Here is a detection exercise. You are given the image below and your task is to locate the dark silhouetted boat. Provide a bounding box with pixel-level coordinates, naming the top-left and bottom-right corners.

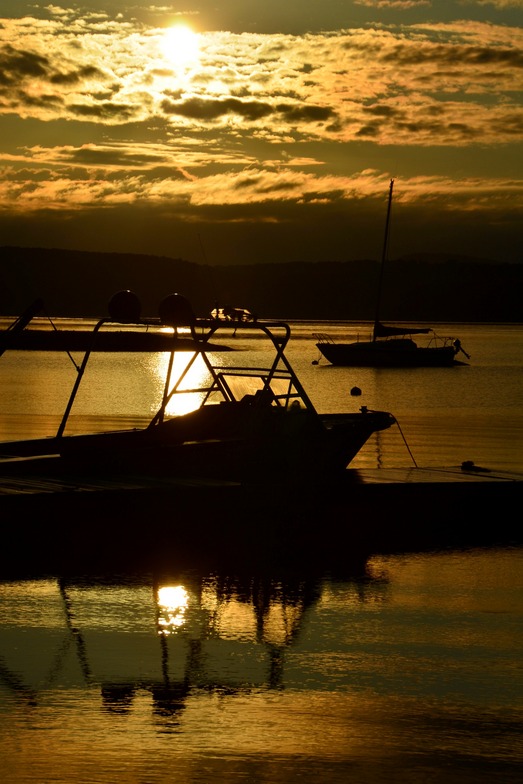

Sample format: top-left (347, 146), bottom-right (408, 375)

top-left (1, 293), bottom-right (521, 578)
top-left (0, 290), bottom-right (395, 482)
top-left (314, 180), bottom-right (470, 367)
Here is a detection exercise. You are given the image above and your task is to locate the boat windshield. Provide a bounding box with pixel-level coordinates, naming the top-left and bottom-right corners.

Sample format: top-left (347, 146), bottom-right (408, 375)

top-left (219, 374), bottom-right (302, 408)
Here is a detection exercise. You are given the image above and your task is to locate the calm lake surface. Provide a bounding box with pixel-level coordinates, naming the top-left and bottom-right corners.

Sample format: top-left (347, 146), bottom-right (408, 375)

top-left (1, 320), bottom-right (522, 782)
top-left (0, 320), bottom-right (522, 471)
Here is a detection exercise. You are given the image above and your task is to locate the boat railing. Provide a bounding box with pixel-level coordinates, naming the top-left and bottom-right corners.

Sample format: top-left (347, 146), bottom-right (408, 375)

top-left (312, 332), bottom-right (335, 345)
top-left (426, 332), bottom-right (455, 348)
top-left (146, 323), bottom-right (311, 428)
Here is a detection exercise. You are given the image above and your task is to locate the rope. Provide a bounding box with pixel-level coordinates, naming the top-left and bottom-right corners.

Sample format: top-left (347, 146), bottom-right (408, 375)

top-left (43, 309), bottom-right (81, 372)
top-left (393, 416), bottom-right (418, 467)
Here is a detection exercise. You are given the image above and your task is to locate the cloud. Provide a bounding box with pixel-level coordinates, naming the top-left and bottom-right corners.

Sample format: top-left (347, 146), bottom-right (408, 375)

top-left (0, 45), bottom-right (49, 83)
top-left (1, 143), bottom-right (521, 215)
top-left (0, 15), bottom-right (520, 145)
top-left (355, 1), bottom-right (431, 7)
top-left (160, 95), bottom-right (336, 125)
top-left (381, 41), bottom-right (523, 68)
top-left (470, 1), bottom-right (523, 8)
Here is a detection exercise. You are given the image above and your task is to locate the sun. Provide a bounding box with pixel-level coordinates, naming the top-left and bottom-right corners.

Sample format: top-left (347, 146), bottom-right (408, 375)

top-left (160, 24), bottom-right (200, 68)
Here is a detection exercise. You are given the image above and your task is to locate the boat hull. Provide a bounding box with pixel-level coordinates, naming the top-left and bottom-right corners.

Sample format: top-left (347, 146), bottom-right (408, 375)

top-left (316, 340), bottom-right (458, 368)
top-left (0, 406), bottom-right (395, 482)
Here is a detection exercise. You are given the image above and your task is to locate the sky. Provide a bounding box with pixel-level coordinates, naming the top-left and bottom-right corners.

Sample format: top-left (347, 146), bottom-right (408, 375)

top-left (0, 1), bottom-right (521, 266)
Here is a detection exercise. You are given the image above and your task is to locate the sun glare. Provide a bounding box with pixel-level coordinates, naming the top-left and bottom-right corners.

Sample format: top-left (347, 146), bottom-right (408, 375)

top-left (161, 24), bottom-right (200, 68)
top-left (157, 585), bottom-right (189, 632)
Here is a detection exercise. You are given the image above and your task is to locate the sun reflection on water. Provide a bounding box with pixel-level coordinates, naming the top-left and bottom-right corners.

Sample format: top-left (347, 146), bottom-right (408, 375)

top-left (157, 585), bottom-right (189, 633)
top-left (153, 351), bottom-right (212, 417)
top-left (154, 577), bottom-right (312, 650)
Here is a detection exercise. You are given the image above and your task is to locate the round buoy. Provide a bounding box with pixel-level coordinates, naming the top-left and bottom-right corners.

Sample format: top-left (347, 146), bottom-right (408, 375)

top-left (158, 293), bottom-right (196, 326)
top-left (350, 386), bottom-right (362, 396)
top-left (108, 290), bottom-right (141, 323)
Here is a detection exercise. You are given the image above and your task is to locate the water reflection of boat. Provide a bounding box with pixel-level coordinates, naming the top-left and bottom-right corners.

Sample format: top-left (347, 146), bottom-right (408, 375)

top-left (314, 180), bottom-right (470, 367)
top-left (0, 289), bottom-right (395, 480)
top-left (0, 571), bottom-right (380, 719)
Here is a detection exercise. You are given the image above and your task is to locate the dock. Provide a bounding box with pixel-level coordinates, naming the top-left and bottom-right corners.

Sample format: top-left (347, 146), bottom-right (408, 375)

top-left (1, 456), bottom-right (520, 577)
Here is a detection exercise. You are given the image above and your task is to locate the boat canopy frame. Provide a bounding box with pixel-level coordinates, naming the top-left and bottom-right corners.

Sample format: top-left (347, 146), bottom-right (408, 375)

top-left (56, 297), bottom-right (318, 440)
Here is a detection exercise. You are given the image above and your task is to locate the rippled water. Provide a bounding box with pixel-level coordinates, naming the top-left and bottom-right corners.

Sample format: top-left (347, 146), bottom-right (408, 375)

top-left (1, 548), bottom-right (522, 784)
top-left (1, 320), bottom-right (522, 782)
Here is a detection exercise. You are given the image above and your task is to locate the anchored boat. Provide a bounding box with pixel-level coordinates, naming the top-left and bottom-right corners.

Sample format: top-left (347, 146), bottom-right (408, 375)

top-left (314, 180), bottom-right (469, 368)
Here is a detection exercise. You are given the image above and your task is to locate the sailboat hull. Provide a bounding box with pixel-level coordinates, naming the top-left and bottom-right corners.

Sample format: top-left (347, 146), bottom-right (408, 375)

top-left (316, 339), bottom-right (458, 368)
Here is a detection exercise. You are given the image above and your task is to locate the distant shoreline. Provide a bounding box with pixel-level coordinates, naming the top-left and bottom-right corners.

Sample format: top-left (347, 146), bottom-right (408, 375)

top-left (0, 330), bottom-right (233, 353)
top-left (2, 246), bottom-right (521, 323)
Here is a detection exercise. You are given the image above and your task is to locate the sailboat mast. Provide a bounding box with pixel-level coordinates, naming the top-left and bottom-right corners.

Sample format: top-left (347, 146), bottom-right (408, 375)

top-left (372, 178), bottom-right (394, 341)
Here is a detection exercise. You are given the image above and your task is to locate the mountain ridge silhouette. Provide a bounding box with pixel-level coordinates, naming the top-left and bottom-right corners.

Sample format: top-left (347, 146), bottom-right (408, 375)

top-left (1, 245), bottom-right (520, 322)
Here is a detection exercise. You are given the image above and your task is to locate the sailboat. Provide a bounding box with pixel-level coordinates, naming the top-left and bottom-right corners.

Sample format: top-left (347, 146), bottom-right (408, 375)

top-left (314, 180), bottom-right (470, 367)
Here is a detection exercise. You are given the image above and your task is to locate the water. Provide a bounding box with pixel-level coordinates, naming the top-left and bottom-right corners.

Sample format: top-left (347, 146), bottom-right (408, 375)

top-left (1, 320), bottom-right (522, 470)
top-left (1, 551), bottom-right (522, 783)
top-left (1, 320), bottom-right (522, 782)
